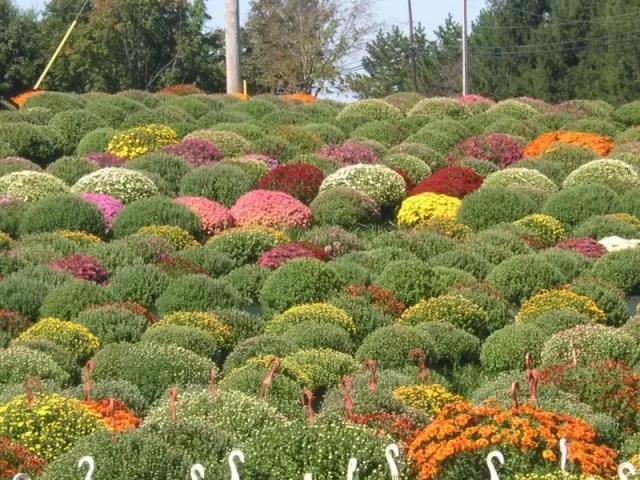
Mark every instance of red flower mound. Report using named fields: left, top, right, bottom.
left=158, top=84, right=204, bottom=96
left=410, top=166, right=483, bottom=199
left=460, top=94, right=495, bottom=105
left=448, top=134, right=523, bottom=168
left=49, top=254, right=109, bottom=284
left=0, top=436, right=47, bottom=479
left=391, top=167, right=415, bottom=191
left=556, top=237, right=607, bottom=258
left=318, top=141, right=380, bottom=166
left=257, top=163, right=324, bottom=205
left=345, top=284, right=405, bottom=317
left=348, top=411, right=418, bottom=442
left=257, top=242, right=325, bottom=269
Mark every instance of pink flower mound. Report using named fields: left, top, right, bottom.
left=449, top=134, right=523, bottom=168
left=174, top=196, right=235, bottom=236
left=319, top=141, right=379, bottom=166
left=81, top=193, right=124, bottom=230
left=84, top=152, right=126, bottom=168
left=49, top=254, right=109, bottom=284
left=461, top=94, right=495, bottom=105
left=230, top=190, right=312, bottom=229
left=258, top=243, right=318, bottom=269
left=556, top=237, right=607, bottom=258
left=161, top=139, right=224, bottom=167
left=244, top=153, right=279, bottom=170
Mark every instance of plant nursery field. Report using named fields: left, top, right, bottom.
left=2, top=89, right=640, bottom=479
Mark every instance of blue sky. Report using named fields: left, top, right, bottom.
left=15, top=0, right=485, bottom=38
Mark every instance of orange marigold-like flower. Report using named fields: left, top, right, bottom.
left=82, top=399, right=142, bottom=433
left=523, top=131, right=615, bottom=157
left=9, top=90, right=45, bottom=107
left=284, top=92, right=318, bottom=103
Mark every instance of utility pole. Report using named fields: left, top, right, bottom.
left=225, top=0, right=242, bottom=94
left=462, top=0, right=469, bottom=96
left=407, top=0, right=418, bottom=92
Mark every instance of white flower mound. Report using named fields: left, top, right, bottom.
left=319, top=164, right=407, bottom=207
left=0, top=171, right=68, bottom=201
left=482, top=168, right=558, bottom=194
left=71, top=168, right=159, bottom=204
left=563, top=158, right=640, bottom=190
left=599, top=236, right=640, bottom=252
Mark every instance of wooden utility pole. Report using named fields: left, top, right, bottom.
left=462, top=0, right=469, bottom=96
left=225, top=0, right=242, bottom=94
left=407, top=0, right=418, bottom=92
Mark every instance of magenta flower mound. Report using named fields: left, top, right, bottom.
left=230, top=190, right=312, bottom=229
left=449, top=134, right=523, bottom=168
left=161, top=139, right=224, bottom=167
left=461, top=94, right=495, bottom=105
left=319, top=141, right=380, bottom=166
left=556, top=237, right=608, bottom=258
left=49, top=254, right=109, bottom=284
left=81, top=193, right=125, bottom=231
left=258, top=242, right=319, bottom=269
left=243, top=153, right=279, bottom=170
left=174, top=196, right=235, bottom=236
left=84, top=152, right=126, bottom=168
left=0, top=195, right=19, bottom=206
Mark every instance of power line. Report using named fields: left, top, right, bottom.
left=501, top=5, right=640, bottom=23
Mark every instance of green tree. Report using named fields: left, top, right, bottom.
left=0, top=0, right=43, bottom=98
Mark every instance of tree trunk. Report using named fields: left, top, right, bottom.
left=225, top=0, right=242, bottom=94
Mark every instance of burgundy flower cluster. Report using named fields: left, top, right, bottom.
left=319, top=141, right=380, bottom=166
left=410, top=166, right=483, bottom=199
left=156, top=252, right=209, bottom=278
left=49, top=254, right=109, bottom=284
left=449, top=134, right=523, bottom=168
left=84, top=152, right=126, bottom=168
left=0, top=309, right=32, bottom=340
left=556, top=237, right=608, bottom=258
left=161, top=139, right=224, bottom=167
left=257, top=163, right=324, bottom=204
left=257, top=242, right=325, bottom=269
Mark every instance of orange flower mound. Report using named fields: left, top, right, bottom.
left=157, top=84, right=203, bottom=96
left=10, top=90, right=44, bottom=108
left=82, top=399, right=142, bottom=433
left=407, top=401, right=617, bottom=480
left=523, top=131, right=615, bottom=157
left=231, top=92, right=251, bottom=101
left=284, top=93, right=318, bottom=103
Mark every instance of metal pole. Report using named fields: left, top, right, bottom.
left=33, top=0, right=90, bottom=90
left=462, top=0, right=469, bottom=96
left=407, top=0, right=418, bottom=92
left=225, top=0, right=242, bottom=94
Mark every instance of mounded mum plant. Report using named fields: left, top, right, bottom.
left=449, top=134, right=523, bottom=168
left=318, top=141, right=380, bottom=166
left=173, top=196, right=235, bottom=236
left=397, top=192, right=462, bottom=228
left=161, top=138, right=224, bottom=167
left=320, top=164, right=406, bottom=207
left=71, top=168, right=159, bottom=204
left=257, top=163, right=324, bottom=204
left=107, top=124, right=178, bottom=160
left=230, top=190, right=312, bottom=229
left=524, top=131, right=615, bottom=158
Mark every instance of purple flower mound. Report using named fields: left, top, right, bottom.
left=319, top=141, right=380, bottom=166
left=49, top=254, right=109, bottom=284
left=81, top=193, right=125, bottom=230
left=84, top=152, right=126, bottom=168
left=162, top=138, right=224, bottom=167
left=244, top=153, right=279, bottom=170
left=0, top=195, right=19, bottom=206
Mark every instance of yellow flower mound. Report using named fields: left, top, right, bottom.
left=397, top=193, right=461, bottom=228
left=137, top=225, right=199, bottom=250
left=518, top=289, right=606, bottom=324
left=17, top=317, right=100, bottom=361
left=515, top=214, right=568, bottom=247
left=207, top=226, right=290, bottom=246
left=107, top=124, right=179, bottom=160
left=608, top=213, right=640, bottom=228
left=0, top=393, right=104, bottom=461
left=154, top=311, right=231, bottom=346
left=414, top=216, right=472, bottom=240
left=393, top=384, right=463, bottom=417
left=266, top=303, right=356, bottom=334
left=56, top=230, right=102, bottom=245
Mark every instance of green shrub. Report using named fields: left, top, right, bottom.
left=40, top=279, right=111, bottom=319
left=573, top=214, right=640, bottom=239
left=0, top=199, right=27, bottom=237
left=176, top=245, right=234, bottom=277
left=227, top=99, right=280, bottom=119
left=0, top=275, right=51, bottom=319
left=179, top=164, right=252, bottom=207
left=49, top=110, right=107, bottom=154
left=389, top=143, right=446, bottom=171
left=266, top=303, right=355, bottom=335
left=223, top=334, right=295, bottom=373
left=66, top=379, right=148, bottom=416
left=119, top=107, right=191, bottom=130
left=481, top=323, right=547, bottom=372
left=75, top=305, right=148, bottom=344
left=381, top=153, right=431, bottom=184
left=484, top=118, right=538, bottom=139
left=539, top=143, right=598, bottom=171
left=87, top=234, right=174, bottom=270
left=127, top=152, right=192, bottom=194
left=350, top=121, right=408, bottom=148
left=112, top=197, right=199, bottom=238
left=373, top=260, right=438, bottom=306
left=271, top=125, right=324, bottom=154
left=417, top=322, right=481, bottom=367
left=327, top=260, right=370, bottom=286
left=283, top=348, right=359, bottom=391
left=310, top=187, right=380, bottom=228
left=197, top=109, right=252, bottom=127
left=405, top=128, right=459, bottom=154
left=214, top=308, right=265, bottom=347
left=305, top=123, right=346, bottom=145
left=327, top=293, right=392, bottom=342
left=0, top=107, right=53, bottom=125
left=368, top=230, right=455, bottom=264
left=509, top=158, right=567, bottom=185
left=456, top=157, right=500, bottom=178
left=458, top=186, right=536, bottom=231
left=280, top=320, right=353, bottom=354
left=222, top=264, right=272, bottom=304
left=562, top=117, right=623, bottom=138
left=212, top=122, right=265, bottom=141
left=17, top=194, right=104, bottom=237
left=486, top=100, right=539, bottom=121
left=0, top=345, right=70, bottom=387
left=337, top=99, right=403, bottom=122
left=250, top=134, right=299, bottom=162
left=570, top=276, right=629, bottom=327
left=355, top=325, right=435, bottom=370
left=614, top=100, right=640, bottom=126
left=92, top=341, right=214, bottom=402
left=108, top=264, right=170, bottom=308
left=537, top=248, right=592, bottom=283
left=334, top=114, right=370, bottom=135
left=141, top=324, right=219, bottom=359
left=487, top=254, right=564, bottom=303
left=45, top=155, right=98, bottom=185
left=23, top=92, right=86, bottom=113
left=408, top=97, right=469, bottom=120
left=592, top=248, right=640, bottom=293
left=429, top=249, right=492, bottom=279
left=220, top=158, right=268, bottom=187
left=542, top=184, right=619, bottom=227
left=185, top=130, right=251, bottom=157
left=0, top=123, right=66, bottom=165
left=84, top=103, right=126, bottom=127
left=618, top=188, right=640, bottom=217
left=206, top=228, right=283, bottom=268
left=156, top=274, right=241, bottom=314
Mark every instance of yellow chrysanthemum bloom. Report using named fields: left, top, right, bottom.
left=608, top=213, right=640, bottom=228
left=137, top=225, right=199, bottom=250
left=107, top=124, right=178, bottom=160
left=393, top=384, right=463, bottom=417
left=397, top=193, right=461, bottom=228
left=266, top=303, right=356, bottom=334
left=414, top=216, right=472, bottom=240
left=518, top=289, right=606, bottom=324
left=56, top=230, right=102, bottom=245
left=154, top=311, right=231, bottom=346
left=515, top=214, right=568, bottom=247
left=17, top=317, right=100, bottom=361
